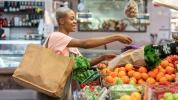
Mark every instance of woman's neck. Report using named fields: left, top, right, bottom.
left=58, top=28, right=69, bottom=35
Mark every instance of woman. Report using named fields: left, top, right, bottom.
left=39, top=7, right=132, bottom=100
left=48, top=7, right=132, bottom=65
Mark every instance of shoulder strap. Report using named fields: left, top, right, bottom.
left=42, top=34, right=51, bottom=48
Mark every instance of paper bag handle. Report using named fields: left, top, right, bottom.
left=42, top=34, right=51, bottom=48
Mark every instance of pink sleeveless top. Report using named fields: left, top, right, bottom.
left=47, top=32, right=81, bottom=56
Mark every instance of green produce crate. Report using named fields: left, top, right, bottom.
left=109, top=84, right=138, bottom=100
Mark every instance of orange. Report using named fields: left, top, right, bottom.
left=159, top=77, right=168, bottom=83
left=171, top=74, right=176, bottom=81
left=138, top=67, right=147, bottom=73
left=121, top=76, right=130, bottom=84
left=114, top=68, right=119, bottom=73
left=105, top=76, right=115, bottom=84
left=114, top=77, right=119, bottom=80
left=120, top=95, right=131, bottom=100
left=130, top=77, right=137, bottom=83
left=125, top=64, right=134, bottom=71
left=133, top=72, right=141, bottom=80
left=156, top=72, right=164, bottom=81
left=128, top=70, right=135, bottom=77
left=168, top=63, right=174, bottom=68
left=107, top=70, right=112, bottom=75
left=118, top=71, right=126, bottom=77
left=110, top=72, right=118, bottom=78
left=138, top=79, right=145, bottom=84
left=166, top=66, right=175, bottom=74
left=157, top=65, right=163, bottom=70
left=119, top=67, right=126, bottom=72
left=166, top=56, right=172, bottom=63
left=148, top=71, right=156, bottom=78
left=161, top=60, right=169, bottom=68
left=131, top=92, right=142, bottom=100
left=101, top=68, right=108, bottom=75
left=97, top=63, right=107, bottom=69
left=141, top=73, right=149, bottom=81
left=153, top=68, right=159, bottom=75
left=146, top=77, right=156, bottom=84
left=159, top=68, right=166, bottom=74
left=165, top=74, right=172, bottom=81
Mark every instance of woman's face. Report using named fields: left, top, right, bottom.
left=63, top=10, right=77, bottom=32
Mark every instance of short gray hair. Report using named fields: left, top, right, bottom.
left=55, top=7, right=72, bottom=21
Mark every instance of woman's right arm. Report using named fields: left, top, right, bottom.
left=67, top=34, right=132, bottom=49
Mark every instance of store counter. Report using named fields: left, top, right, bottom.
left=0, top=68, right=75, bottom=100
left=0, top=68, right=38, bottom=100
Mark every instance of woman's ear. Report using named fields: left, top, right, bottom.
left=58, top=18, right=65, bottom=25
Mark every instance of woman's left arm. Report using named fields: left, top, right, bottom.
left=90, top=54, right=116, bottom=66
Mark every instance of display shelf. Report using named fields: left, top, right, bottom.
left=78, top=30, right=147, bottom=32
left=0, top=0, right=45, bottom=38
left=2, top=26, right=38, bottom=28
left=1, top=11, right=44, bottom=15
left=77, top=0, right=148, bottom=32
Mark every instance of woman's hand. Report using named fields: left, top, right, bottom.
left=101, top=53, right=116, bottom=61
left=90, top=53, right=116, bottom=66
left=116, top=34, right=132, bottom=44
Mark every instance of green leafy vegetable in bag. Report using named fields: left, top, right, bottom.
left=144, top=44, right=160, bottom=70
left=71, top=55, right=100, bottom=83
left=72, top=56, right=91, bottom=70
left=74, top=70, right=98, bottom=83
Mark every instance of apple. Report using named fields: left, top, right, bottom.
left=129, top=80, right=136, bottom=85
left=173, top=93, right=178, bottom=100
left=116, top=78, right=123, bottom=85
left=164, top=92, right=174, bottom=100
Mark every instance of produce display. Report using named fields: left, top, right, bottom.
left=119, top=91, right=142, bottom=100
left=108, top=42, right=178, bottom=70
left=163, top=92, right=178, bottom=100
left=145, top=42, right=178, bottom=70
left=109, top=84, right=138, bottom=99
left=147, top=82, right=178, bottom=100
left=80, top=80, right=100, bottom=89
left=79, top=86, right=107, bottom=100
left=71, top=43, right=178, bottom=100
left=98, top=55, right=178, bottom=86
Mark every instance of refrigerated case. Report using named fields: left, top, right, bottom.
left=0, top=40, right=41, bottom=100
left=76, top=0, right=149, bottom=32
left=0, top=40, right=41, bottom=68
left=0, top=0, right=45, bottom=68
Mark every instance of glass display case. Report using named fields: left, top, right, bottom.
left=0, top=40, right=41, bottom=68
left=0, top=0, right=45, bottom=68
left=77, top=0, right=149, bottom=32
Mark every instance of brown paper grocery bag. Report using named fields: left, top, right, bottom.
left=12, top=44, right=74, bottom=97
left=108, top=47, right=146, bottom=69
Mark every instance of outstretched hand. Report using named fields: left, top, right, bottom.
left=101, top=53, right=116, bottom=61
left=117, top=34, right=132, bottom=44
left=90, top=53, right=116, bottom=66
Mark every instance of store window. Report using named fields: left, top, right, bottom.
left=77, top=0, right=149, bottom=32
